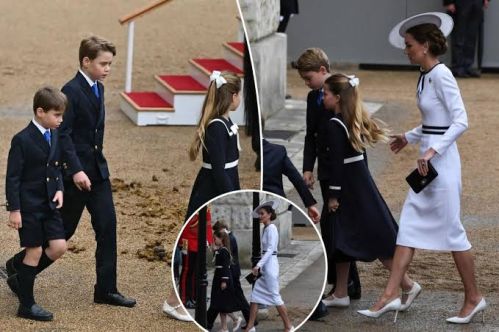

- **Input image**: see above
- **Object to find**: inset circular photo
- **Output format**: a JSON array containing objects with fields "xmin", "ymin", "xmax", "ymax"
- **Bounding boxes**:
[{"xmin": 172, "ymin": 190, "xmax": 327, "ymax": 331}]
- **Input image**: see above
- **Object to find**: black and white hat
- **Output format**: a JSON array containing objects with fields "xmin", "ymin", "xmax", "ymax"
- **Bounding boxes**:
[{"xmin": 389, "ymin": 12, "xmax": 454, "ymax": 49}]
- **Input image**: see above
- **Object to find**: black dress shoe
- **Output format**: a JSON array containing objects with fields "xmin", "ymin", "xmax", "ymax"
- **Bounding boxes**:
[
  {"xmin": 309, "ymin": 301, "xmax": 328, "ymax": 321},
  {"xmin": 17, "ymin": 303, "xmax": 53, "ymax": 321},
  {"xmin": 6, "ymin": 257, "xmax": 17, "ymax": 277},
  {"xmin": 452, "ymin": 69, "xmax": 470, "ymax": 78},
  {"xmin": 6, "ymin": 274, "xmax": 20, "ymax": 296},
  {"xmin": 466, "ymin": 69, "xmax": 481, "ymax": 78},
  {"xmin": 94, "ymin": 291, "xmax": 136, "ymax": 307}
]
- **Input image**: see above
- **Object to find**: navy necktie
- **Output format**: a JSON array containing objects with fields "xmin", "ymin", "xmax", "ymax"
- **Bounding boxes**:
[
  {"xmin": 317, "ymin": 89, "xmax": 324, "ymax": 106},
  {"xmin": 92, "ymin": 83, "xmax": 100, "ymax": 99},
  {"xmin": 44, "ymin": 130, "xmax": 51, "ymax": 146}
]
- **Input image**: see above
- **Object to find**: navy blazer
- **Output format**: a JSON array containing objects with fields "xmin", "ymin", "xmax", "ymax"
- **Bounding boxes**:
[
  {"xmin": 263, "ymin": 139, "xmax": 316, "ymax": 208},
  {"xmin": 60, "ymin": 71, "xmax": 109, "ymax": 181},
  {"xmin": 5, "ymin": 122, "xmax": 64, "ymax": 212},
  {"xmin": 303, "ymin": 89, "xmax": 335, "ymax": 181}
]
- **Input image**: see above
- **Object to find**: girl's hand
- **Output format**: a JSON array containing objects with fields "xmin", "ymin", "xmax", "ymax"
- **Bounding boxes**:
[
  {"xmin": 252, "ymin": 266, "xmax": 260, "ymax": 276},
  {"xmin": 221, "ymin": 282, "xmax": 227, "ymax": 290},
  {"xmin": 417, "ymin": 148, "xmax": 437, "ymax": 176},
  {"xmin": 328, "ymin": 197, "xmax": 339, "ymax": 213},
  {"xmin": 8, "ymin": 211, "xmax": 22, "ymax": 230},
  {"xmin": 389, "ymin": 134, "xmax": 408, "ymax": 154}
]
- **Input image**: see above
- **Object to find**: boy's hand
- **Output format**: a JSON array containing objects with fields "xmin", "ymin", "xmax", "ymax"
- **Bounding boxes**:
[
  {"xmin": 252, "ymin": 266, "xmax": 260, "ymax": 276},
  {"xmin": 73, "ymin": 171, "xmax": 92, "ymax": 191},
  {"xmin": 221, "ymin": 281, "xmax": 227, "ymax": 290},
  {"xmin": 303, "ymin": 171, "xmax": 315, "ymax": 189},
  {"xmin": 8, "ymin": 211, "xmax": 22, "ymax": 230},
  {"xmin": 53, "ymin": 190, "xmax": 64, "ymax": 209},
  {"xmin": 307, "ymin": 205, "xmax": 321, "ymax": 223}
]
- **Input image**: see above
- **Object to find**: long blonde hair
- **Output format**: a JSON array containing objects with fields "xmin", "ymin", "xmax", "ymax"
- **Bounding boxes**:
[
  {"xmin": 324, "ymin": 74, "xmax": 389, "ymax": 152},
  {"xmin": 189, "ymin": 72, "xmax": 241, "ymax": 161}
]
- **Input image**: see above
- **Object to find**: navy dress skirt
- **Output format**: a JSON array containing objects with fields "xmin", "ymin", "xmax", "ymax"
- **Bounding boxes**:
[
  {"xmin": 210, "ymin": 247, "xmax": 239, "ymax": 313},
  {"xmin": 326, "ymin": 114, "xmax": 398, "ymax": 262},
  {"xmin": 185, "ymin": 116, "xmax": 240, "ymax": 221}
]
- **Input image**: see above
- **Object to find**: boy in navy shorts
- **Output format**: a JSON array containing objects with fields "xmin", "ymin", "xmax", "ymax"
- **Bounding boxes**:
[
  {"xmin": 6, "ymin": 36, "xmax": 135, "ymax": 308},
  {"xmin": 5, "ymin": 86, "xmax": 68, "ymax": 321}
]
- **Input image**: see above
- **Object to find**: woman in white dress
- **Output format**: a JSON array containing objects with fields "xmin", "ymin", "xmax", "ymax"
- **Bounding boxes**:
[
  {"xmin": 244, "ymin": 201, "xmax": 294, "ymax": 332},
  {"xmin": 358, "ymin": 13, "xmax": 485, "ymax": 324}
]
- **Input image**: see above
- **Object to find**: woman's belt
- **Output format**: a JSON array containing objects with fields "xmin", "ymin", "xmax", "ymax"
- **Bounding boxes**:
[
  {"xmin": 422, "ymin": 125, "xmax": 449, "ymax": 135},
  {"xmin": 202, "ymin": 159, "xmax": 239, "ymax": 169},
  {"xmin": 262, "ymin": 250, "xmax": 277, "ymax": 255}
]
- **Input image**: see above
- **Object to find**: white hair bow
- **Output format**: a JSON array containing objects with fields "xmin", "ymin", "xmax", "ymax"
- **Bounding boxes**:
[
  {"xmin": 210, "ymin": 70, "xmax": 227, "ymax": 89},
  {"xmin": 347, "ymin": 75, "xmax": 359, "ymax": 87}
]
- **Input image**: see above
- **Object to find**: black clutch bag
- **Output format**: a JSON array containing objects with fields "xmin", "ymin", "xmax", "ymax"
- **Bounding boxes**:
[
  {"xmin": 245, "ymin": 271, "xmax": 262, "ymax": 285},
  {"xmin": 405, "ymin": 161, "xmax": 438, "ymax": 193}
]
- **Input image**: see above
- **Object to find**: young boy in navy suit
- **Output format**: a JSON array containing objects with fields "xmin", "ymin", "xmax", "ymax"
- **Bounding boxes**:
[
  {"xmin": 6, "ymin": 36, "xmax": 135, "ymax": 307},
  {"xmin": 5, "ymin": 86, "xmax": 68, "ymax": 321},
  {"xmin": 292, "ymin": 48, "xmax": 362, "ymax": 301}
]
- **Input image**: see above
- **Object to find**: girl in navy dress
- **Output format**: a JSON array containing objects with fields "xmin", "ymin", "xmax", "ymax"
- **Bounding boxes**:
[
  {"xmin": 321, "ymin": 74, "xmax": 416, "ymax": 318},
  {"xmin": 210, "ymin": 229, "xmax": 240, "ymax": 332},
  {"xmin": 163, "ymin": 71, "xmax": 241, "ymax": 322},
  {"xmin": 186, "ymin": 71, "xmax": 242, "ymax": 221}
]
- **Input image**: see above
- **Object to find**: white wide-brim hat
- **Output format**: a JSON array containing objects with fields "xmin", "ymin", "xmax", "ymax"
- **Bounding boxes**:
[
  {"xmin": 389, "ymin": 12, "xmax": 454, "ymax": 49},
  {"xmin": 252, "ymin": 200, "xmax": 279, "ymax": 218}
]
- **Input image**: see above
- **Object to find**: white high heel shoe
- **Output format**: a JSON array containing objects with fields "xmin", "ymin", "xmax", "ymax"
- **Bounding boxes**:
[
  {"xmin": 357, "ymin": 298, "xmax": 402, "ymax": 323},
  {"xmin": 400, "ymin": 281, "xmax": 422, "ymax": 312},
  {"xmin": 446, "ymin": 298, "xmax": 487, "ymax": 324}
]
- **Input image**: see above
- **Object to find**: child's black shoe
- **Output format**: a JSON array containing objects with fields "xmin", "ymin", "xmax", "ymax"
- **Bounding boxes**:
[{"xmin": 17, "ymin": 303, "xmax": 53, "ymax": 321}]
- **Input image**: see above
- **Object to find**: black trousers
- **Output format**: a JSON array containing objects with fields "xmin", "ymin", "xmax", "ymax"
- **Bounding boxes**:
[
  {"xmin": 450, "ymin": 0, "xmax": 484, "ymax": 71},
  {"xmin": 61, "ymin": 178, "xmax": 118, "ymax": 293},
  {"xmin": 319, "ymin": 180, "xmax": 360, "ymax": 288}
]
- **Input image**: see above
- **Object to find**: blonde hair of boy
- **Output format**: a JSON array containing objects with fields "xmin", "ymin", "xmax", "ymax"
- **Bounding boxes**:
[
  {"xmin": 189, "ymin": 71, "xmax": 241, "ymax": 161},
  {"xmin": 79, "ymin": 36, "xmax": 116, "ymax": 67},
  {"xmin": 291, "ymin": 48, "xmax": 331, "ymax": 73}
]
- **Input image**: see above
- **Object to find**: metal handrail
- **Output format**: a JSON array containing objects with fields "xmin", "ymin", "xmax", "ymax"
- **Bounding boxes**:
[{"xmin": 119, "ymin": 0, "xmax": 172, "ymax": 25}]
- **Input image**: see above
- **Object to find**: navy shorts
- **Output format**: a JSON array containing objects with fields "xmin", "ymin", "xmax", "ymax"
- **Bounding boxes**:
[{"xmin": 18, "ymin": 210, "xmax": 65, "ymax": 247}]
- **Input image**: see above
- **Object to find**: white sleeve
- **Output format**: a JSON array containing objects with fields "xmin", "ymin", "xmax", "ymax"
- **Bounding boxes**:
[
  {"xmin": 405, "ymin": 125, "xmax": 423, "ymax": 144},
  {"xmin": 256, "ymin": 225, "xmax": 278, "ymax": 268},
  {"xmin": 431, "ymin": 71, "xmax": 468, "ymax": 155}
]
